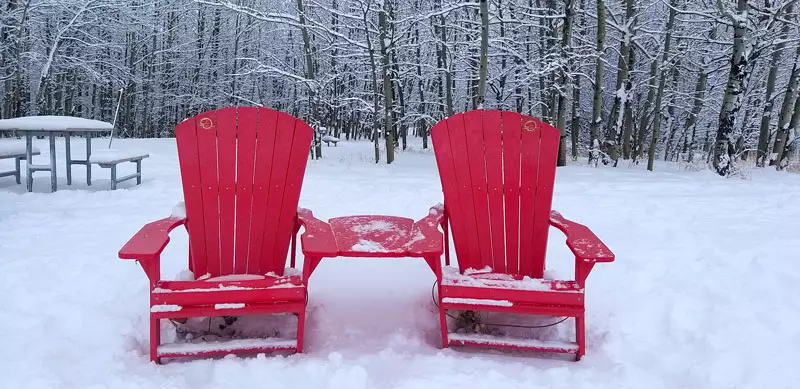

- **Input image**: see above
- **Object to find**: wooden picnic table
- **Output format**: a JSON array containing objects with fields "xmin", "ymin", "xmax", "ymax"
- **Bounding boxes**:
[{"xmin": 0, "ymin": 116, "xmax": 113, "ymax": 192}]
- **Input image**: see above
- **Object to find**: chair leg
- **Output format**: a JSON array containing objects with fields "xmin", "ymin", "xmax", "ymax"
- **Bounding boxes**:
[
  {"xmin": 575, "ymin": 314, "xmax": 585, "ymax": 361},
  {"xmin": 296, "ymin": 305, "xmax": 307, "ymax": 353},
  {"xmin": 150, "ymin": 316, "xmax": 161, "ymax": 364},
  {"xmin": 438, "ymin": 287, "xmax": 449, "ymax": 348}
]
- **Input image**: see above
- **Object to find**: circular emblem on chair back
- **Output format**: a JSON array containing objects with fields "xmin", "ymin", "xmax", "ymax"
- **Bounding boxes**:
[
  {"xmin": 198, "ymin": 117, "xmax": 214, "ymax": 130},
  {"xmin": 523, "ymin": 120, "xmax": 538, "ymax": 132}
]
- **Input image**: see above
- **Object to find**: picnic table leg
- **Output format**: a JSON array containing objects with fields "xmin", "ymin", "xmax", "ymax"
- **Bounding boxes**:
[
  {"xmin": 25, "ymin": 134, "xmax": 33, "ymax": 192},
  {"xmin": 110, "ymin": 165, "xmax": 117, "ymax": 190},
  {"xmin": 65, "ymin": 132, "xmax": 72, "ymax": 185},
  {"xmin": 136, "ymin": 159, "xmax": 142, "ymax": 185},
  {"xmin": 86, "ymin": 133, "xmax": 92, "ymax": 186},
  {"xmin": 49, "ymin": 134, "xmax": 57, "ymax": 192},
  {"xmin": 14, "ymin": 157, "xmax": 21, "ymax": 184}
]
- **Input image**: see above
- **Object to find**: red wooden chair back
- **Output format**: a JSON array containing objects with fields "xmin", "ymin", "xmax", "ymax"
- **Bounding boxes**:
[
  {"xmin": 175, "ymin": 106, "xmax": 313, "ymax": 278},
  {"xmin": 430, "ymin": 110, "xmax": 560, "ymax": 279}
]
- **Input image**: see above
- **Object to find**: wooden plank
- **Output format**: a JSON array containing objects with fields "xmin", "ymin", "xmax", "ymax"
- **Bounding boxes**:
[
  {"xmin": 196, "ymin": 110, "xmax": 222, "ymax": 276},
  {"xmin": 175, "ymin": 116, "xmax": 208, "ymax": 276},
  {"xmin": 271, "ymin": 118, "xmax": 313, "ymax": 270},
  {"xmin": 258, "ymin": 111, "xmax": 297, "ymax": 275},
  {"xmin": 446, "ymin": 114, "xmax": 482, "ymax": 271},
  {"xmin": 431, "ymin": 120, "xmax": 470, "ymax": 270},
  {"xmin": 447, "ymin": 333, "xmax": 579, "ymax": 354},
  {"xmin": 501, "ymin": 112, "xmax": 522, "ymax": 275},
  {"xmin": 463, "ymin": 111, "xmax": 494, "ymax": 271},
  {"xmin": 440, "ymin": 284, "xmax": 584, "ymax": 307},
  {"xmin": 157, "ymin": 337, "xmax": 298, "ymax": 358},
  {"xmin": 247, "ymin": 108, "xmax": 279, "ymax": 274},
  {"xmin": 531, "ymin": 119, "xmax": 561, "ymax": 278},
  {"xmin": 482, "ymin": 110, "xmax": 506, "ymax": 273},
  {"xmin": 234, "ymin": 107, "xmax": 258, "ymax": 274},
  {"xmin": 152, "ymin": 284, "xmax": 305, "ymax": 306},
  {"xmin": 518, "ymin": 115, "xmax": 543, "ymax": 277},
  {"xmin": 216, "ymin": 107, "xmax": 237, "ymax": 275}
]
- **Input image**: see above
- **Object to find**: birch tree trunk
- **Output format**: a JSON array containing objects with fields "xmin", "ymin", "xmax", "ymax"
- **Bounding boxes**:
[
  {"xmin": 474, "ymin": 0, "xmax": 489, "ymax": 109},
  {"xmin": 756, "ymin": 4, "xmax": 793, "ymax": 166},
  {"xmin": 604, "ymin": 0, "xmax": 635, "ymax": 164},
  {"xmin": 771, "ymin": 45, "xmax": 800, "ymax": 168},
  {"xmin": 379, "ymin": 2, "xmax": 395, "ymax": 164},
  {"xmin": 364, "ymin": 4, "xmax": 381, "ymax": 163},
  {"xmin": 712, "ymin": 0, "xmax": 750, "ymax": 176}
]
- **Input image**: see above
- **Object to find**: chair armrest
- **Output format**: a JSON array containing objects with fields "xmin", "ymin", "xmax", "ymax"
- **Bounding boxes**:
[
  {"xmin": 118, "ymin": 216, "xmax": 186, "ymax": 261},
  {"xmin": 297, "ymin": 208, "xmax": 338, "ymax": 256},
  {"xmin": 549, "ymin": 210, "xmax": 614, "ymax": 263},
  {"xmin": 407, "ymin": 204, "xmax": 445, "ymax": 256}
]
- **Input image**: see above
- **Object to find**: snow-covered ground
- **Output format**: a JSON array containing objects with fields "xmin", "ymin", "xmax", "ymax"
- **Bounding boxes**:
[{"xmin": 1, "ymin": 136, "xmax": 799, "ymax": 389}]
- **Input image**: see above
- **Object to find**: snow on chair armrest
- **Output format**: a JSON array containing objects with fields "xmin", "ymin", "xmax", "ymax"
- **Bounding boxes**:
[
  {"xmin": 406, "ymin": 204, "xmax": 445, "ymax": 257},
  {"xmin": 119, "ymin": 216, "xmax": 186, "ymax": 261},
  {"xmin": 297, "ymin": 208, "xmax": 338, "ymax": 256},
  {"xmin": 549, "ymin": 210, "xmax": 614, "ymax": 262}
]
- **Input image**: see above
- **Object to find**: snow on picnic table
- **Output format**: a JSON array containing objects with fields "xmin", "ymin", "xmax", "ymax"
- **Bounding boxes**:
[
  {"xmin": 1, "ymin": 136, "xmax": 800, "ymax": 389},
  {"xmin": 0, "ymin": 115, "xmax": 113, "ymax": 131}
]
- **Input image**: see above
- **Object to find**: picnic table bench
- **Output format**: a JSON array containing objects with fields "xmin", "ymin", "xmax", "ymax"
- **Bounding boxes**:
[
  {"xmin": 89, "ymin": 150, "xmax": 150, "ymax": 190},
  {"xmin": 0, "ymin": 144, "xmax": 41, "ymax": 184},
  {"xmin": 321, "ymin": 135, "xmax": 340, "ymax": 147}
]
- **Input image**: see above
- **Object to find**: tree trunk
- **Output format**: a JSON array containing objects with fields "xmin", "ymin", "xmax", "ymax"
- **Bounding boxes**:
[
  {"xmin": 296, "ymin": 0, "xmax": 321, "ymax": 159},
  {"xmin": 555, "ymin": 0, "xmax": 575, "ymax": 166},
  {"xmin": 604, "ymin": 0, "xmax": 636, "ymax": 164},
  {"xmin": 379, "ymin": 3, "xmax": 395, "ymax": 164},
  {"xmin": 474, "ymin": 0, "xmax": 489, "ymax": 109},
  {"xmin": 771, "ymin": 45, "xmax": 800, "ymax": 168},
  {"xmin": 589, "ymin": 0, "xmax": 605, "ymax": 166},
  {"xmin": 712, "ymin": 0, "xmax": 750, "ymax": 176},
  {"xmin": 756, "ymin": 4, "xmax": 793, "ymax": 166}
]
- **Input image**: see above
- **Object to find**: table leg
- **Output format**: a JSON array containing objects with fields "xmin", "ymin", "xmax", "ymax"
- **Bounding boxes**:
[
  {"xmin": 86, "ymin": 134, "xmax": 92, "ymax": 186},
  {"xmin": 25, "ymin": 134, "xmax": 33, "ymax": 192},
  {"xmin": 136, "ymin": 160, "xmax": 142, "ymax": 185},
  {"xmin": 110, "ymin": 165, "xmax": 117, "ymax": 190},
  {"xmin": 65, "ymin": 132, "xmax": 72, "ymax": 185},
  {"xmin": 14, "ymin": 157, "xmax": 21, "ymax": 184},
  {"xmin": 49, "ymin": 134, "xmax": 57, "ymax": 192}
]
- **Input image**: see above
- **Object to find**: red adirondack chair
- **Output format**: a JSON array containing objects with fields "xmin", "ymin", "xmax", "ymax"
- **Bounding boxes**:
[
  {"xmin": 426, "ymin": 109, "xmax": 614, "ymax": 360},
  {"xmin": 118, "ymin": 106, "xmax": 333, "ymax": 363}
]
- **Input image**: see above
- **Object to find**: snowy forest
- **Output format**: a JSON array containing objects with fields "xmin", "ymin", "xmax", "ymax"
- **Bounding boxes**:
[{"xmin": 1, "ymin": 0, "xmax": 799, "ymax": 175}]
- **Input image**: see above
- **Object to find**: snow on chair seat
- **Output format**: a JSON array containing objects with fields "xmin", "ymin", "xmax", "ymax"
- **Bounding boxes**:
[
  {"xmin": 150, "ymin": 276, "xmax": 305, "ymax": 312},
  {"xmin": 447, "ymin": 333, "xmax": 580, "ymax": 354},
  {"xmin": 88, "ymin": 149, "xmax": 149, "ymax": 190},
  {"xmin": 157, "ymin": 337, "xmax": 298, "ymax": 360},
  {"xmin": 0, "ymin": 144, "xmax": 40, "ymax": 184}
]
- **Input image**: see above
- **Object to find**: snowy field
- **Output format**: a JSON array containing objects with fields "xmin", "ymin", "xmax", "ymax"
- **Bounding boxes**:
[{"xmin": 1, "ymin": 136, "xmax": 799, "ymax": 389}]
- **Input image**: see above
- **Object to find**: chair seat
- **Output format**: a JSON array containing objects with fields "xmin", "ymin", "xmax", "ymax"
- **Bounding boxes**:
[
  {"xmin": 150, "ymin": 272, "xmax": 306, "ymax": 315},
  {"xmin": 439, "ymin": 266, "xmax": 585, "ymax": 311}
]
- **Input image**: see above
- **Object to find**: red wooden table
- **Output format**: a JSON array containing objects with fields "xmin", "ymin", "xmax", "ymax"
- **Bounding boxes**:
[{"xmin": 297, "ymin": 207, "xmax": 445, "ymax": 279}]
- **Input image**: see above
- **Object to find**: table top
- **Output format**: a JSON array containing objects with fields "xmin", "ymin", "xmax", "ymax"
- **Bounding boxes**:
[
  {"xmin": 329, "ymin": 215, "xmax": 416, "ymax": 257},
  {"xmin": 0, "ymin": 115, "xmax": 113, "ymax": 133}
]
